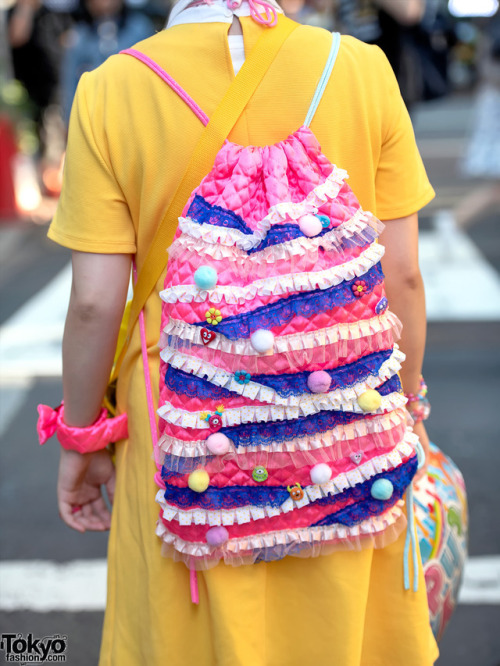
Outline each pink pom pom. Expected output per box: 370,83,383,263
206,433,231,455
298,214,323,238
206,526,229,546
307,370,332,394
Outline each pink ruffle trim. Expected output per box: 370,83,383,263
154,503,407,570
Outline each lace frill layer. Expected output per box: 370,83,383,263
157,408,410,470
155,502,406,569
160,243,384,305
158,436,417,527
172,208,382,262
160,345,404,410
161,310,401,357
157,389,406,429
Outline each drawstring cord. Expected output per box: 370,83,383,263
404,440,426,591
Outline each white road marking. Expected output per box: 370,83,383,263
0,560,107,612
0,262,71,379
0,556,498,611
458,556,500,605
0,377,34,438
419,215,500,321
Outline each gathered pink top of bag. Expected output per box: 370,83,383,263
124,31,421,574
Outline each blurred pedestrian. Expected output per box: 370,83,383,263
40,0,437,664
61,0,154,123
455,8,500,227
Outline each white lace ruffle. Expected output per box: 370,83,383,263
266,166,349,224
160,344,404,411
157,389,407,428
156,435,417,527
161,310,401,356
172,208,382,260
160,242,384,305
158,407,409,463
154,501,406,569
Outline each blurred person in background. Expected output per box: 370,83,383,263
61,0,154,124
455,7,500,227
8,0,72,137
337,0,453,110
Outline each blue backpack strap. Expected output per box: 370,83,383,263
304,32,342,128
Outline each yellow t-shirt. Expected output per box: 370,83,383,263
49,17,437,666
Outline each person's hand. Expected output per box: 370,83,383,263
412,420,430,483
57,448,115,532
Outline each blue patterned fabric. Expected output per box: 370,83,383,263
187,195,254,236
187,195,371,252
164,348,397,399
311,455,418,527
161,455,417,512
218,381,397,447
191,262,384,340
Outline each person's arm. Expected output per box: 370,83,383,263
58,251,131,532
8,0,40,47
379,212,429,476
373,0,425,25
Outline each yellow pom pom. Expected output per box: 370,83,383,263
357,389,382,413
188,469,210,493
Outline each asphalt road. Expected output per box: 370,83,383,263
0,92,499,665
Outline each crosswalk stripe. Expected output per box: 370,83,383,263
0,557,499,611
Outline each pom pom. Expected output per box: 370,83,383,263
194,265,218,290
310,463,332,485
371,478,394,500
206,433,231,455
357,389,382,412
298,213,323,238
307,370,331,394
250,329,275,354
188,469,210,493
206,526,229,546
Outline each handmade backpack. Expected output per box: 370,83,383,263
122,21,422,599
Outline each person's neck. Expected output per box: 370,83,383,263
228,16,243,35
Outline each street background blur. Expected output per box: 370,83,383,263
1,0,499,664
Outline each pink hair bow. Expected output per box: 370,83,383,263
37,403,128,454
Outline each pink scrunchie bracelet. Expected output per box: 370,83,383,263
37,403,128,454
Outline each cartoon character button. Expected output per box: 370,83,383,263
200,328,216,345
252,466,268,483
287,483,304,501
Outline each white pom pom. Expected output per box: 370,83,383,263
250,329,275,354
298,213,323,238
310,463,332,485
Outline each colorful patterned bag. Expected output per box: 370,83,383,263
125,25,422,597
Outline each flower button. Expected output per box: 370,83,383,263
352,280,367,298
205,308,222,325
235,371,251,385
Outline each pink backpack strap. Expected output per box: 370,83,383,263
120,48,209,126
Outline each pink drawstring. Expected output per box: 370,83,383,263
190,568,200,604
247,0,277,26
226,0,277,26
